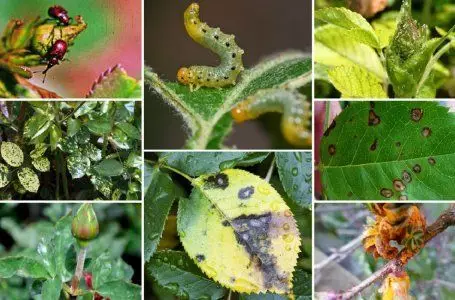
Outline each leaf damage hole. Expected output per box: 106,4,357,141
410,108,423,122
368,110,381,126
380,188,393,198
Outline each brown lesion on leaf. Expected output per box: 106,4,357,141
421,127,432,137
380,188,393,198
410,108,423,122
412,164,422,173
393,179,406,192
428,157,436,166
368,110,381,126
204,173,229,190
328,144,336,156
370,139,378,151
402,171,412,183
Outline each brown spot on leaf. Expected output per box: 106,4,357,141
402,171,412,183
380,188,393,198
421,127,432,137
412,164,422,173
324,120,336,137
395,142,401,147
411,108,423,122
368,110,381,126
428,157,436,166
399,195,408,200
328,144,336,156
393,179,406,192
370,139,378,151
347,191,353,197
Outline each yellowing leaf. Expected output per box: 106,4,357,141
0,163,10,188
178,169,300,295
328,65,387,98
1,142,24,167
32,157,50,172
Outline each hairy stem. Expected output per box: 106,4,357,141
71,247,87,293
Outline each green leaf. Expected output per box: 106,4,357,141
74,102,97,118
315,7,381,49
314,24,386,81
17,167,39,193
159,152,264,177
32,156,50,172
80,143,102,162
67,153,90,179
320,101,455,200
276,152,312,208
94,159,124,177
41,278,62,300
90,175,113,198
86,117,112,136
293,269,312,300
144,166,176,261
30,143,48,159
327,65,387,98
49,124,62,151
67,118,81,137
0,163,10,188
86,65,141,99
147,52,311,149
116,122,141,140
95,281,141,300
23,114,51,140
126,152,142,169
148,250,226,300
0,256,49,279
1,142,24,167
89,253,134,289
371,12,398,48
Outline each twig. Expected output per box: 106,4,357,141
434,279,455,290
328,204,455,299
71,247,87,293
314,234,364,271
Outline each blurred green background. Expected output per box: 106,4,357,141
314,203,455,299
144,0,312,149
0,0,142,97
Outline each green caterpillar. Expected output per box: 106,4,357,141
177,3,245,91
231,88,312,148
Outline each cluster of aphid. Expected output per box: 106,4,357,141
39,5,72,82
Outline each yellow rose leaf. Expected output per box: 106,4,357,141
177,169,301,295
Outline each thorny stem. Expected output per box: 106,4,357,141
324,204,455,299
71,247,87,293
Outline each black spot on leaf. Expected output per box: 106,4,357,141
204,173,229,190
368,110,381,126
328,144,336,156
222,220,229,226
412,164,422,173
238,186,255,199
370,139,378,151
196,254,205,262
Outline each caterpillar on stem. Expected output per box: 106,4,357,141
177,3,245,92
231,88,312,148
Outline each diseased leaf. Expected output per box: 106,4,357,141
89,253,134,289
81,143,102,162
116,122,141,140
276,152,312,208
32,156,50,172
148,250,226,300
0,256,50,279
67,153,90,179
178,169,301,294
67,118,81,137
23,114,51,140
327,65,387,98
17,167,39,193
315,7,381,48
144,166,176,261
86,117,112,136
74,102,97,118
320,101,455,200
90,175,113,198
0,163,10,188
1,142,24,167
30,143,48,159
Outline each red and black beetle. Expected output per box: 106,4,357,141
41,39,68,82
48,5,71,26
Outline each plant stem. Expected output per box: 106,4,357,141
264,156,276,182
423,0,433,26
55,152,60,200
58,150,70,200
71,247,87,293
159,165,193,182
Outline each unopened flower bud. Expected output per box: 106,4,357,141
72,204,99,247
